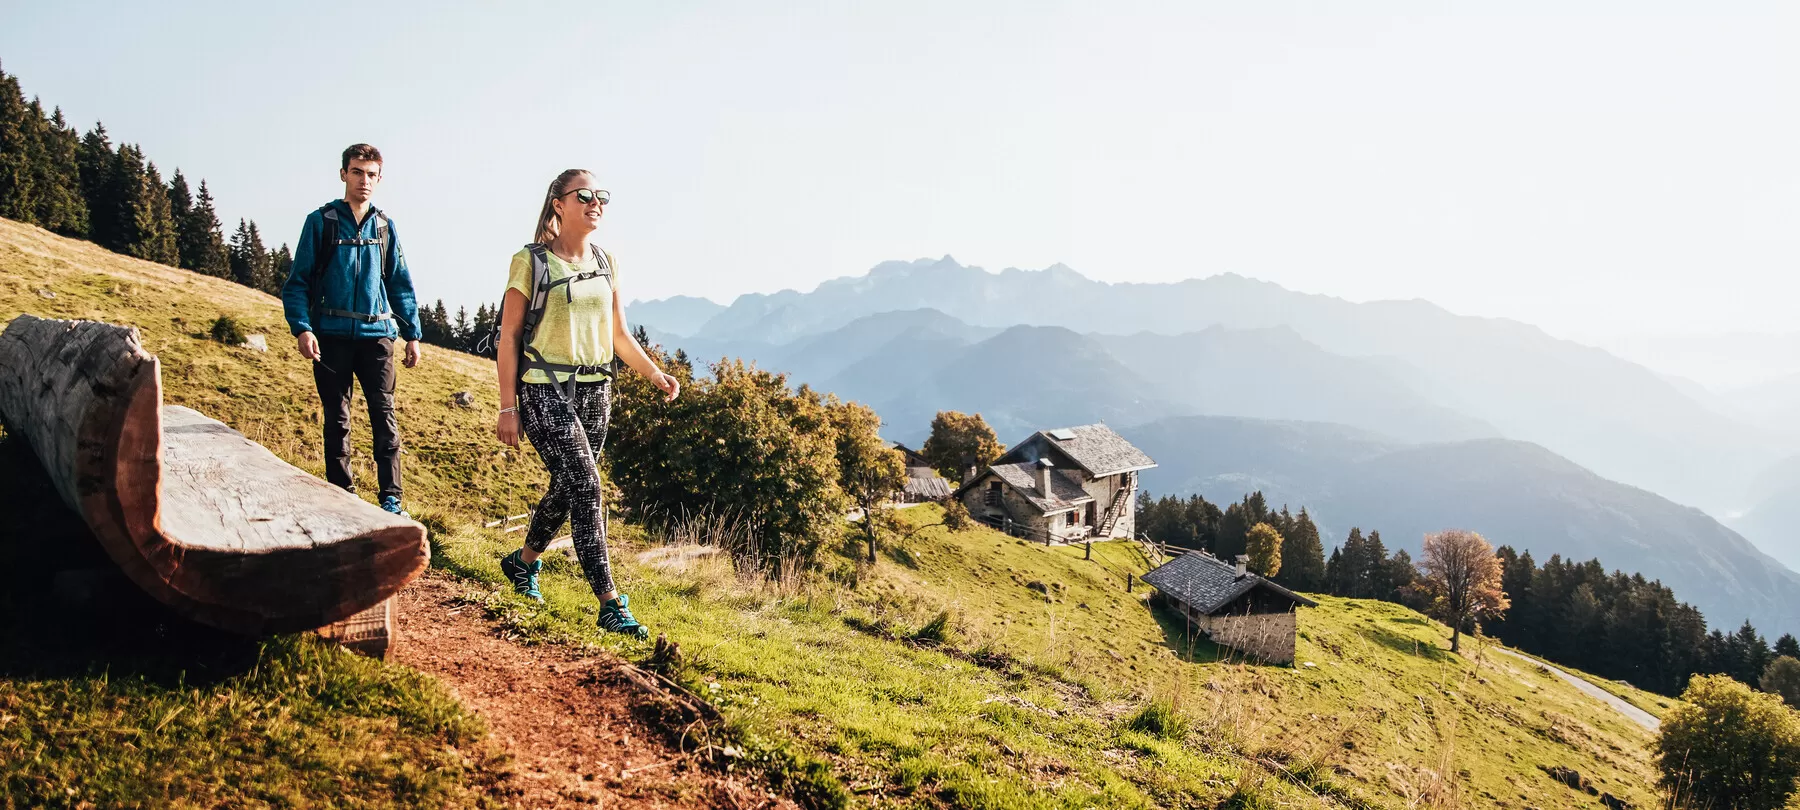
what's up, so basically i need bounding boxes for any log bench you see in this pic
[0,315,428,650]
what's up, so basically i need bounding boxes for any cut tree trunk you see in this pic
[0,315,428,636]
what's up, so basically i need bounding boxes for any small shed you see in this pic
[890,442,952,503]
[1141,551,1317,664]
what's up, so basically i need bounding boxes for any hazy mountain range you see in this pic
[628,256,1800,634]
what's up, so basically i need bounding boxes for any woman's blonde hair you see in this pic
[533,169,593,245]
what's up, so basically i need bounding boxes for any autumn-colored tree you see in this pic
[1762,656,1800,710]
[1655,674,1800,810]
[829,398,906,562]
[1245,522,1283,578]
[1416,529,1509,653]
[920,410,1003,483]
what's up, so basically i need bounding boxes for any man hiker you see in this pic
[281,143,422,515]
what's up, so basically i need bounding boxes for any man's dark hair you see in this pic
[341,143,383,171]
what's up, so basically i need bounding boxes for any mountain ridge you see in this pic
[642,255,1789,515]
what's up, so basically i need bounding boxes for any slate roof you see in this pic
[1140,551,1318,614]
[998,423,1156,478]
[989,462,1095,513]
[902,476,953,500]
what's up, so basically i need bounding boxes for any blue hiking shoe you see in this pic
[598,593,649,639]
[500,549,543,602]
[380,496,409,517]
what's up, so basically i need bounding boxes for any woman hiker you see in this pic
[494,169,680,638]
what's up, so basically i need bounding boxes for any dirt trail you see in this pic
[391,574,798,809]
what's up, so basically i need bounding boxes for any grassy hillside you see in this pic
[0,218,1666,808]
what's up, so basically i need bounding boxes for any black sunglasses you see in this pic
[560,188,610,206]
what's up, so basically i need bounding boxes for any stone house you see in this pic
[1141,550,1318,665]
[951,423,1155,544]
[889,442,952,503]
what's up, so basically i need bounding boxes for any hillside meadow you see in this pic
[0,217,1665,808]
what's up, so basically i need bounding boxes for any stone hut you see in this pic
[952,424,1155,544]
[889,442,952,503]
[1141,551,1317,664]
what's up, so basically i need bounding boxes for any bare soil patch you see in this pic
[393,574,797,810]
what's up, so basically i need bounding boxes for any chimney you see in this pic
[1234,555,1248,577]
[1037,458,1054,500]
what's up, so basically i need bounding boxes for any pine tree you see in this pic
[1275,507,1326,592]
[136,161,178,265]
[36,107,88,236]
[1360,530,1391,599]
[266,243,293,296]
[76,123,115,247]
[244,221,272,291]
[1732,622,1771,687]
[104,143,149,255]
[180,180,229,277]
[0,66,41,224]
[1327,528,1364,596]
[1777,634,1800,662]
[452,306,470,347]
[228,218,271,290]
[418,299,450,346]
[167,170,191,238]
[433,300,449,341]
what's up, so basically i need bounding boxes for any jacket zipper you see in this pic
[350,207,364,331]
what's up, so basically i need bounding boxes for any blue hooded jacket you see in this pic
[281,200,421,341]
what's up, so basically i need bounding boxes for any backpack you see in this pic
[476,242,614,396]
[309,203,395,324]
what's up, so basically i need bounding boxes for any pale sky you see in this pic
[3,1,1796,350]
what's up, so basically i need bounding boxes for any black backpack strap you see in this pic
[310,204,338,310]
[371,208,393,282]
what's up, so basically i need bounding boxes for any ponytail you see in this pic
[533,169,592,245]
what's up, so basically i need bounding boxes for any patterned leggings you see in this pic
[519,379,616,598]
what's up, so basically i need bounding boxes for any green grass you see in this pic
[0,634,501,809]
[0,218,1671,808]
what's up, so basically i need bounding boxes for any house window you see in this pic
[1066,511,1077,527]
[985,481,1001,506]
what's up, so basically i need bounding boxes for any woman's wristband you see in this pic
[499,407,517,415]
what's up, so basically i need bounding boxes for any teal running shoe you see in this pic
[380,496,410,518]
[598,593,649,639]
[500,549,543,602]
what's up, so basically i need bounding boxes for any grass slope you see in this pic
[1,218,1664,808]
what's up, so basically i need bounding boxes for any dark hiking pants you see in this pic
[518,379,617,598]
[313,336,402,501]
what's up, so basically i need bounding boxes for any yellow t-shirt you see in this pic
[506,246,619,384]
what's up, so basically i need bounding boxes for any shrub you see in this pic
[209,314,245,345]
[1655,674,1800,810]
[608,348,854,576]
